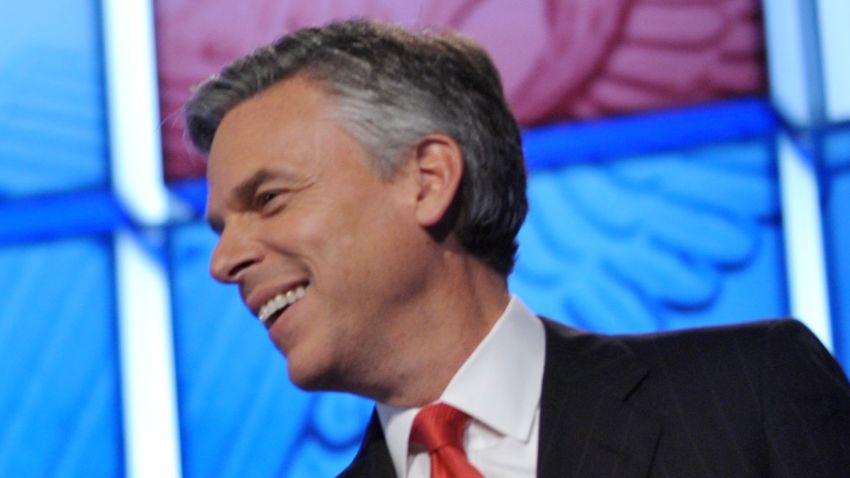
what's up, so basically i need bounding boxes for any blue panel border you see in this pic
[524,97,778,169]
[0,190,129,245]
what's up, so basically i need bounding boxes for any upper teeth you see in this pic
[258,286,306,324]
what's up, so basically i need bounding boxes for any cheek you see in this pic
[287,203,364,286]
[298,180,416,286]
[301,194,374,250]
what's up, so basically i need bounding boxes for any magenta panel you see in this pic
[156,0,766,180]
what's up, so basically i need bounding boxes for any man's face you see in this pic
[205,76,429,392]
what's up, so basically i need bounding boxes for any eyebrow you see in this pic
[205,167,293,234]
[234,169,275,204]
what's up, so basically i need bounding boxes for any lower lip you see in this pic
[268,293,304,336]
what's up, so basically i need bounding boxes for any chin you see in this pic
[286,357,345,393]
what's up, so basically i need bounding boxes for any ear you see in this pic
[410,134,464,228]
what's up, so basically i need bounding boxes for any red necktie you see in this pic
[409,403,484,478]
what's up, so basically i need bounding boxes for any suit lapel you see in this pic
[338,410,396,477]
[537,320,660,478]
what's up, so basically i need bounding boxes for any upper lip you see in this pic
[243,279,309,318]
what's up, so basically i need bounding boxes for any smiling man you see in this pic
[185,19,850,478]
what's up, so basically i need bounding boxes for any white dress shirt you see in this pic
[376,296,546,478]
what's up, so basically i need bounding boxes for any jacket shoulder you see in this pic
[608,318,850,477]
[614,318,821,366]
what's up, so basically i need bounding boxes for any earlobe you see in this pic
[412,134,464,229]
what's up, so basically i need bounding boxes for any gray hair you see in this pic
[185,19,527,275]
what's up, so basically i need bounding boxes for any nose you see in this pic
[209,226,262,283]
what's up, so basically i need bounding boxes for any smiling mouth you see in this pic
[258,284,307,327]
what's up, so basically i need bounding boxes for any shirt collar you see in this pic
[376,296,545,478]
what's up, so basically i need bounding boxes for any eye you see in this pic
[255,190,279,208]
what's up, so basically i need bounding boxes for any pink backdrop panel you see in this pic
[156,0,765,180]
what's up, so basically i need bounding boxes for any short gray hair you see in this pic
[185,19,527,275]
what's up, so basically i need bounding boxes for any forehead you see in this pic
[206,77,345,195]
[204,76,379,211]
[209,76,334,169]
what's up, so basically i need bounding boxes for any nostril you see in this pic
[228,258,255,279]
[210,250,259,283]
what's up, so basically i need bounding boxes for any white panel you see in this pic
[762,0,813,126]
[777,134,833,349]
[817,0,850,121]
[102,0,169,225]
[115,231,182,478]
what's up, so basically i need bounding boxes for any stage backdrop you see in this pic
[1,1,847,477]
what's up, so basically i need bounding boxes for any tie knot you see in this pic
[410,403,471,453]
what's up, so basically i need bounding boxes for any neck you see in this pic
[365,255,510,408]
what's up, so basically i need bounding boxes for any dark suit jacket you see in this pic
[339,319,850,477]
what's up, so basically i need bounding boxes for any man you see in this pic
[185,20,850,477]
